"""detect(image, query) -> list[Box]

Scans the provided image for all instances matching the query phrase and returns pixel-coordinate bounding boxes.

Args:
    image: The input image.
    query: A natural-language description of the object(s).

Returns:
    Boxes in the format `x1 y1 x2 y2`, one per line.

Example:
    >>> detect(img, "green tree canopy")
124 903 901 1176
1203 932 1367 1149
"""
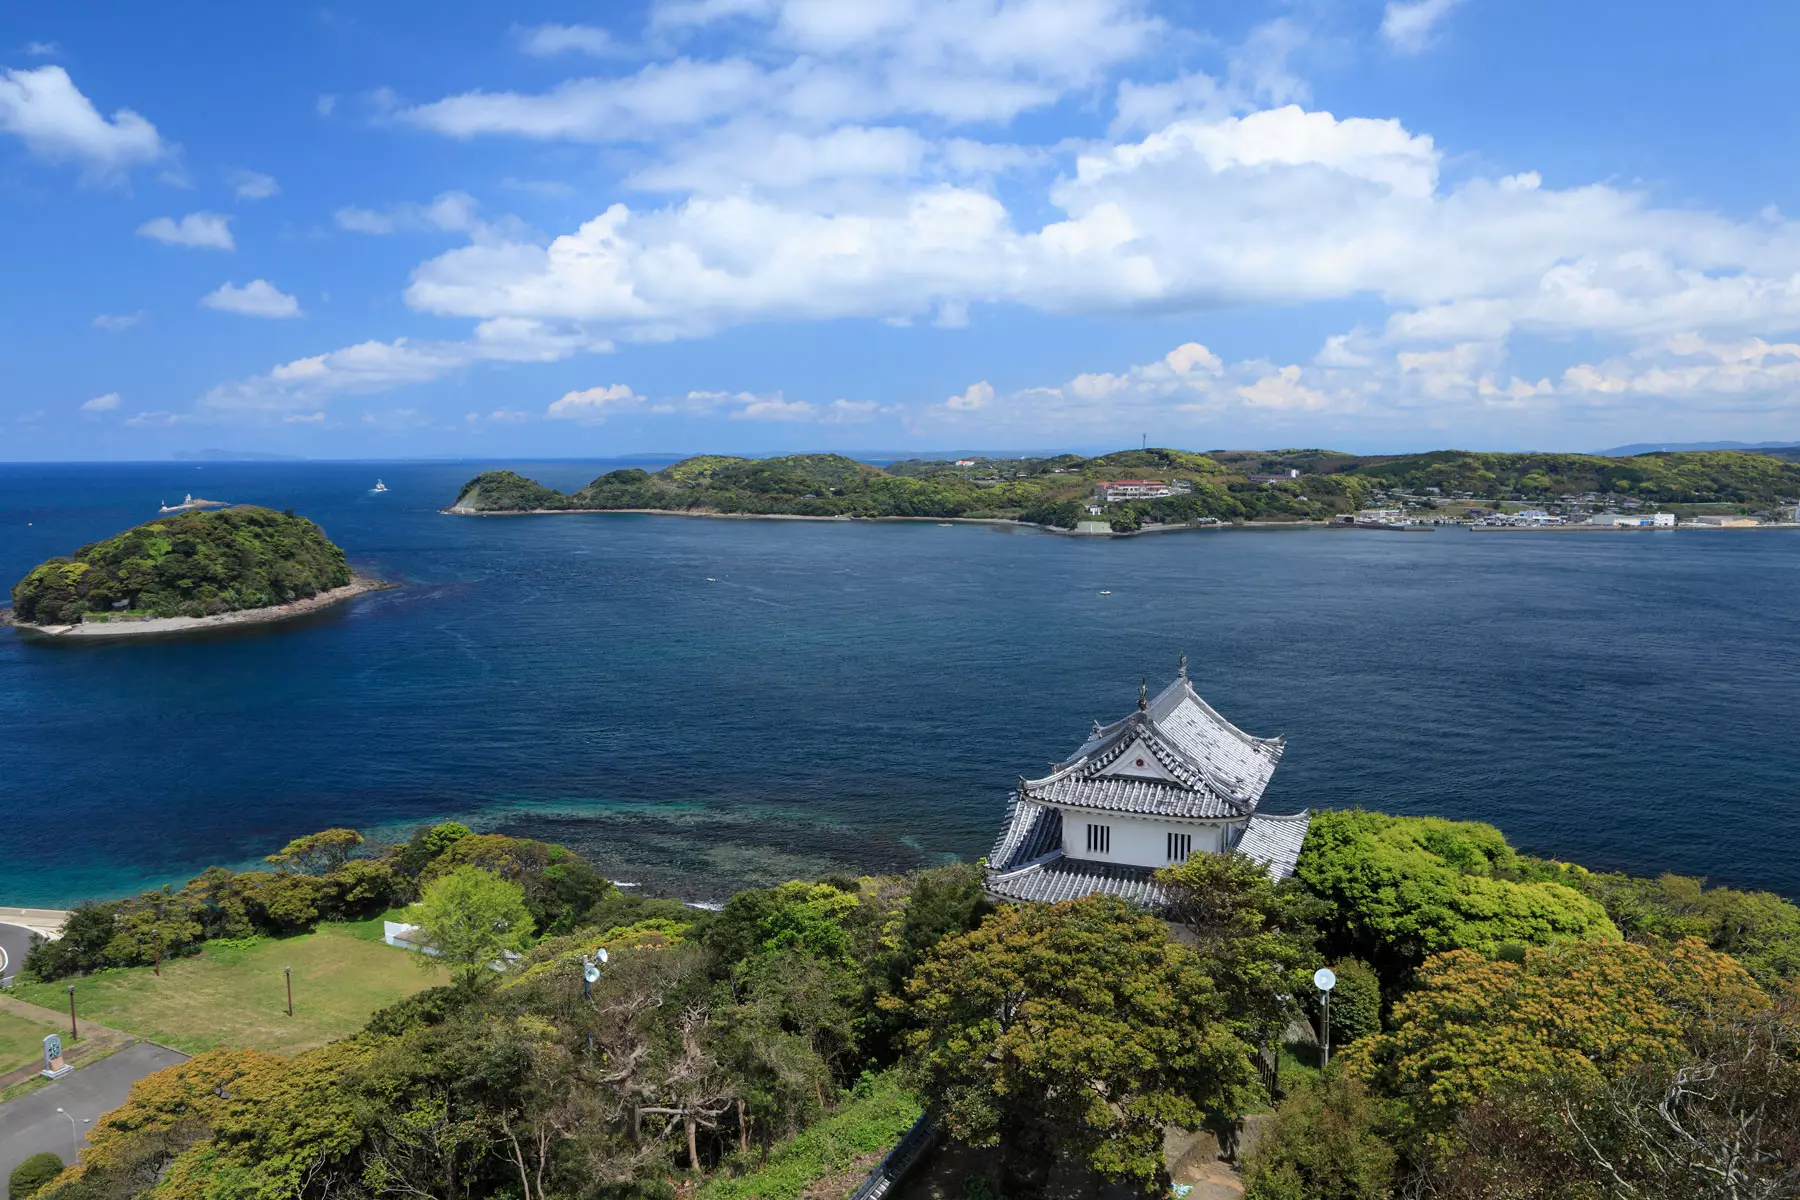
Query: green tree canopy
1295 810 1619 984
414 866 536 987
905 895 1254 1196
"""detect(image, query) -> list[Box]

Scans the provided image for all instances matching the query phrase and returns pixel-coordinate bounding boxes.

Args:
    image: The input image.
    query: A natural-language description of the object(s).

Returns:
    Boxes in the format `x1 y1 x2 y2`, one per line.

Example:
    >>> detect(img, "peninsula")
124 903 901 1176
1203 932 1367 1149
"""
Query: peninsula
6 506 383 637
445 446 1800 532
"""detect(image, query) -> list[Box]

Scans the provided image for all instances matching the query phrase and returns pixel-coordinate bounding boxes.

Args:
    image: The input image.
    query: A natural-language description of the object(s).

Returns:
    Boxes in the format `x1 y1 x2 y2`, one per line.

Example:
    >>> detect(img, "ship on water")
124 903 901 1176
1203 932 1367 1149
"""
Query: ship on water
372 479 389 493
159 494 229 513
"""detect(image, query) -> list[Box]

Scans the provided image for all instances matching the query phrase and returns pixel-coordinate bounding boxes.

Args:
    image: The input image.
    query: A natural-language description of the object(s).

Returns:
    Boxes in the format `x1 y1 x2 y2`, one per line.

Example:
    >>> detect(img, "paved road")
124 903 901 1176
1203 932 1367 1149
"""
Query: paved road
0 925 32 986
0 1043 188 1197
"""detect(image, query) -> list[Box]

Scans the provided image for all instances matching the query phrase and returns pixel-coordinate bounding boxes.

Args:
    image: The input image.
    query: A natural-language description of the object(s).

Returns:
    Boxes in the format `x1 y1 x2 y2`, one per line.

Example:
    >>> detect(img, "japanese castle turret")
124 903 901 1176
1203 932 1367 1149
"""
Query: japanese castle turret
985 657 1311 907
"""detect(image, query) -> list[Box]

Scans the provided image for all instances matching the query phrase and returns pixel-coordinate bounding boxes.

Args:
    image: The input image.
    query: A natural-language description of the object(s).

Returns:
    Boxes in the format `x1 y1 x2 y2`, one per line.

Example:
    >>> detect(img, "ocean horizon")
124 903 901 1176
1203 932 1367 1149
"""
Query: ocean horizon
4 458 1798 909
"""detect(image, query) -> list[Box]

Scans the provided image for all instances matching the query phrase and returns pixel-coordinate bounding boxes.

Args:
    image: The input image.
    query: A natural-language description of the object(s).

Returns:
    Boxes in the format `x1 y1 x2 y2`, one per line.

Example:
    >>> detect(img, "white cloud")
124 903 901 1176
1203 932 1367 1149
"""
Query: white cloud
403 0 1162 140
231 169 279 200
125 410 182 427
138 212 234 250
730 394 816 420
945 381 994 410
335 191 485 236
81 392 121 412
0 66 163 180
316 94 338 117
284 411 326 424
201 280 303 319
1381 0 1468 54
518 23 615 56
93 312 143 331
25 42 60 57
547 383 646 421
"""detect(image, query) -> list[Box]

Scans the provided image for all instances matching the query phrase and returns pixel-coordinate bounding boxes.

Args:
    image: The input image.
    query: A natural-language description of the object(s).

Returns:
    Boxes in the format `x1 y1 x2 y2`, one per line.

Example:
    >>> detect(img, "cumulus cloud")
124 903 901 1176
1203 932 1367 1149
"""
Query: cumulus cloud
230 169 279 200
201 280 303 319
0 66 163 179
93 312 143 331
81 392 121 412
138 212 234 250
1381 0 1468 54
946 381 994 410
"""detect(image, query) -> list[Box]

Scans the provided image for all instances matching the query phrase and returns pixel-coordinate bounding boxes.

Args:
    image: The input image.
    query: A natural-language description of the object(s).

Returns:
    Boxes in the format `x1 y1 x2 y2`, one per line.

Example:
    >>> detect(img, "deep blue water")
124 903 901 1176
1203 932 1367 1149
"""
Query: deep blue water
2 459 1798 907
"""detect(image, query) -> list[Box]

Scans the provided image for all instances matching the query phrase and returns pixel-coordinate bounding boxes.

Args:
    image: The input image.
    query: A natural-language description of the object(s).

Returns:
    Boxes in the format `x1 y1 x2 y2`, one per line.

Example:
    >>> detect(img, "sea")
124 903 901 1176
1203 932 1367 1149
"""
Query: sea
2 459 1798 908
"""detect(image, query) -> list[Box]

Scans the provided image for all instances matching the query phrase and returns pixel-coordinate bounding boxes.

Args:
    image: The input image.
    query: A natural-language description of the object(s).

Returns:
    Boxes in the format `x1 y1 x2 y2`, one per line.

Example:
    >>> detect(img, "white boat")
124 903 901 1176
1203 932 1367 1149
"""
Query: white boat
372 479 389 493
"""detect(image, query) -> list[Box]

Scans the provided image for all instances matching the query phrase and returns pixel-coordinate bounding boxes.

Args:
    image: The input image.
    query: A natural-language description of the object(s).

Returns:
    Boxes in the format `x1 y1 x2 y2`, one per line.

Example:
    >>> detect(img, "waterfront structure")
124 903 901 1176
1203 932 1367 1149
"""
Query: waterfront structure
1093 479 1193 502
985 658 1310 907
1690 514 1759 527
1588 512 1674 527
1353 508 1403 525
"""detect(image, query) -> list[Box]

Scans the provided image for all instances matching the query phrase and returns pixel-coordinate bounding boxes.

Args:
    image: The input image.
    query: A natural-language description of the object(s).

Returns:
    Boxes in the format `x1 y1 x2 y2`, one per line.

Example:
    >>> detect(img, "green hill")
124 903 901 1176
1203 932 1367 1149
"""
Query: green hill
10 506 352 625
446 445 1800 529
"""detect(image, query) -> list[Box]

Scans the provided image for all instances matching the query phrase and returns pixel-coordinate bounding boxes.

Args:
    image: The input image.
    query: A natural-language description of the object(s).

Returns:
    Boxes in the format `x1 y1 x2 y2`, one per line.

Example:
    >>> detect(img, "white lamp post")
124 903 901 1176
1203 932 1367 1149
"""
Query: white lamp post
1313 967 1337 1068
55 1107 90 1162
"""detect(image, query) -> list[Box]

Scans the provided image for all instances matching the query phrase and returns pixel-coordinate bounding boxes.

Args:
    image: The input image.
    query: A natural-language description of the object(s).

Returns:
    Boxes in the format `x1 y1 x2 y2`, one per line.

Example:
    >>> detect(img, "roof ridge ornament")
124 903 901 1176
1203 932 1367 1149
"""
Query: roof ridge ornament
1178 650 1188 681
1138 678 1148 711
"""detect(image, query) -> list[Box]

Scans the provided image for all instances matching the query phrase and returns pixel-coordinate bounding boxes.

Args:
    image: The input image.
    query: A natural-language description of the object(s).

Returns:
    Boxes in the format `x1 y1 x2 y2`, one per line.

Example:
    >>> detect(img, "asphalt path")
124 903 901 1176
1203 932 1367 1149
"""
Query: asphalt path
0 925 32 986
0 1042 188 1197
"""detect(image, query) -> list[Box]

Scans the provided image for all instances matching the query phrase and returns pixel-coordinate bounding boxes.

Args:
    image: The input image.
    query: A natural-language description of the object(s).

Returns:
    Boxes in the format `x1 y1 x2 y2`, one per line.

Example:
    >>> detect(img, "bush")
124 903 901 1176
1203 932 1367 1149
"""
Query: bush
1312 959 1381 1046
1242 1074 1395 1200
9 1153 65 1199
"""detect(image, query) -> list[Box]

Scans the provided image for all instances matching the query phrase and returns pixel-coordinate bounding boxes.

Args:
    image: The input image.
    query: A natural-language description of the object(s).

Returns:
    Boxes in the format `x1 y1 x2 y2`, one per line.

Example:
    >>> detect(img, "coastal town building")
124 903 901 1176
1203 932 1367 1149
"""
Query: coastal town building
1691 514 1759 527
1588 512 1674 527
1353 508 1404 525
985 658 1310 908
1092 479 1193 503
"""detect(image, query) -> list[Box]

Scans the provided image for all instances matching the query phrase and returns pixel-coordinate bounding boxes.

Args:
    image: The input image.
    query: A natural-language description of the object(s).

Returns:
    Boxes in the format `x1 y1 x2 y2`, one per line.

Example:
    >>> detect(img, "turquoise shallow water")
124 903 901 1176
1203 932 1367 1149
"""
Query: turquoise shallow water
3 459 1798 906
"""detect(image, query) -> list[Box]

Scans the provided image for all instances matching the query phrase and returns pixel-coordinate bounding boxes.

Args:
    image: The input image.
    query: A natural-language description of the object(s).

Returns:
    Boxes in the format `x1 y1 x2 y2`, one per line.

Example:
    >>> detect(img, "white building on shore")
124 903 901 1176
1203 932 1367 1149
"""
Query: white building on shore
985 659 1310 908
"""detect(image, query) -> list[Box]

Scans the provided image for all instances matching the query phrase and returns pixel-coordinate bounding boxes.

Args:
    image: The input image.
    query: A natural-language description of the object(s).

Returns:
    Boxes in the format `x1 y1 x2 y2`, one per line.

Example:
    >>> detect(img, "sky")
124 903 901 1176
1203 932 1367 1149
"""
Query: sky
5 1 1800 461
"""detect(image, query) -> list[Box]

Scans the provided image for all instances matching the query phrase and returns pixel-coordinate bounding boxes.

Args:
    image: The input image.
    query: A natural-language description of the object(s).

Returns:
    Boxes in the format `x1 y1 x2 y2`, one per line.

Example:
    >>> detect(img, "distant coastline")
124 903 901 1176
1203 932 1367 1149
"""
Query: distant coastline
3 573 394 640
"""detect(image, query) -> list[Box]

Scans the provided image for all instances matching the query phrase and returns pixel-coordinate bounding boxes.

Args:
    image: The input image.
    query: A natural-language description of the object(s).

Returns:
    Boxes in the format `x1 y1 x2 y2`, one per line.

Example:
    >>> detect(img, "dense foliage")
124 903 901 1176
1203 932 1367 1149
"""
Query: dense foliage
10 506 351 624
9 1154 65 1200
1295 810 1618 985
1345 448 1800 502
22 808 1800 1200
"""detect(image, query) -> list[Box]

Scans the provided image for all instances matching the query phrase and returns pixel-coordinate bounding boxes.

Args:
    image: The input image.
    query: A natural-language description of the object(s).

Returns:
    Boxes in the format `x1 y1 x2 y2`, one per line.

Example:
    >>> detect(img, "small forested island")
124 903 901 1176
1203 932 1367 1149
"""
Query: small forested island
7 506 379 636
447 446 1800 531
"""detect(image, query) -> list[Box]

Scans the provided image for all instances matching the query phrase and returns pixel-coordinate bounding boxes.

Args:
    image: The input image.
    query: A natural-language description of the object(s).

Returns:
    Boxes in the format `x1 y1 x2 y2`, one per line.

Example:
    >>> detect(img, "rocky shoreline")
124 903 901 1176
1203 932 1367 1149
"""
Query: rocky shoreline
3 573 395 640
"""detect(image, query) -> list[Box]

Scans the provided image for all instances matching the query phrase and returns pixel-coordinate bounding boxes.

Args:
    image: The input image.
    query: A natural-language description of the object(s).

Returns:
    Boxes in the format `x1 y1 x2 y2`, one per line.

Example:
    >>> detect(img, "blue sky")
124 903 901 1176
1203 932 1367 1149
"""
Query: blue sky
5 1 1800 460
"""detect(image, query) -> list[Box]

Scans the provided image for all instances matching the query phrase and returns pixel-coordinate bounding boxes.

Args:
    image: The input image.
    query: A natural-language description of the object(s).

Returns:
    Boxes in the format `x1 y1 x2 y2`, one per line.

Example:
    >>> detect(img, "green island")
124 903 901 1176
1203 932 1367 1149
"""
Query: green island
447 446 1800 531
8 506 358 629
6 814 1797 1199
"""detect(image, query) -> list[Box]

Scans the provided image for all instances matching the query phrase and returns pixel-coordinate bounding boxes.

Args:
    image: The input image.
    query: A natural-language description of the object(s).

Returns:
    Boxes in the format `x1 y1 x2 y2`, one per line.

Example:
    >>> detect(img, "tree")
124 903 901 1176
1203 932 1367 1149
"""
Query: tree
905 895 1254 1197
264 827 364 874
1242 1074 1396 1200
415 867 536 987
1295 810 1618 986
105 888 202 974
1156 852 1323 1051
1358 938 1768 1143
1314 959 1381 1046
24 901 119 980
9 1154 65 1200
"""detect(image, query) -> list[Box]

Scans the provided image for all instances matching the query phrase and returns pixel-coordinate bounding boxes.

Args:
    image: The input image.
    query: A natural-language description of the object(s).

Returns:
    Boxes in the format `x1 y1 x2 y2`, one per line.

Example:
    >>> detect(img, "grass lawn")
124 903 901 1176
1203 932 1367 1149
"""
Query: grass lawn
0 1006 61 1073
12 918 445 1056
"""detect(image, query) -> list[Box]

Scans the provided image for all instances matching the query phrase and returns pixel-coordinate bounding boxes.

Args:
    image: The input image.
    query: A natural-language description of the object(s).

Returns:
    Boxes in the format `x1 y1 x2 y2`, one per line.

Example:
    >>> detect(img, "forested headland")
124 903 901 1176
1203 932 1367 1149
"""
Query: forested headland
9 506 353 626
446 446 1800 531
9 810 1799 1200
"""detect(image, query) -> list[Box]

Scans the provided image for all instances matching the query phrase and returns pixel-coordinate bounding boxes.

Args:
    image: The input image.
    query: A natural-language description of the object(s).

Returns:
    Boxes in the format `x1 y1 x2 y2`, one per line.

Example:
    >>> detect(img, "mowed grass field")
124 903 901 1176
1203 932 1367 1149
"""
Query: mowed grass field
12 919 445 1056
0 1006 62 1073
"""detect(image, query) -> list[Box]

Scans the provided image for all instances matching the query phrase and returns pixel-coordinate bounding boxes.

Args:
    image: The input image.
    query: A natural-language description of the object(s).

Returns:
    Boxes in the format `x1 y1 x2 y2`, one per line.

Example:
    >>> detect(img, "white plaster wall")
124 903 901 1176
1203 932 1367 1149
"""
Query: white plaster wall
1058 809 1235 869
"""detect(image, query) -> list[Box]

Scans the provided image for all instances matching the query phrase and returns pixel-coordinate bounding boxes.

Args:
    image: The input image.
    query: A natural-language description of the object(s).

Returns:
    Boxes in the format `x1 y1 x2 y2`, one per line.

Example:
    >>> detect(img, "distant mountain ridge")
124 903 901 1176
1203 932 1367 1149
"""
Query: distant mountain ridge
1596 440 1800 456
173 449 305 461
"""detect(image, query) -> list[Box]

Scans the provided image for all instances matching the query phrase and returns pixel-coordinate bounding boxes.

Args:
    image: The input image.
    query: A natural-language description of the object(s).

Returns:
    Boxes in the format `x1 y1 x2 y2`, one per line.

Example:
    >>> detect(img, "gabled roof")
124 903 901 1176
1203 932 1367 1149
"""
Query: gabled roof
1022 671 1284 819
